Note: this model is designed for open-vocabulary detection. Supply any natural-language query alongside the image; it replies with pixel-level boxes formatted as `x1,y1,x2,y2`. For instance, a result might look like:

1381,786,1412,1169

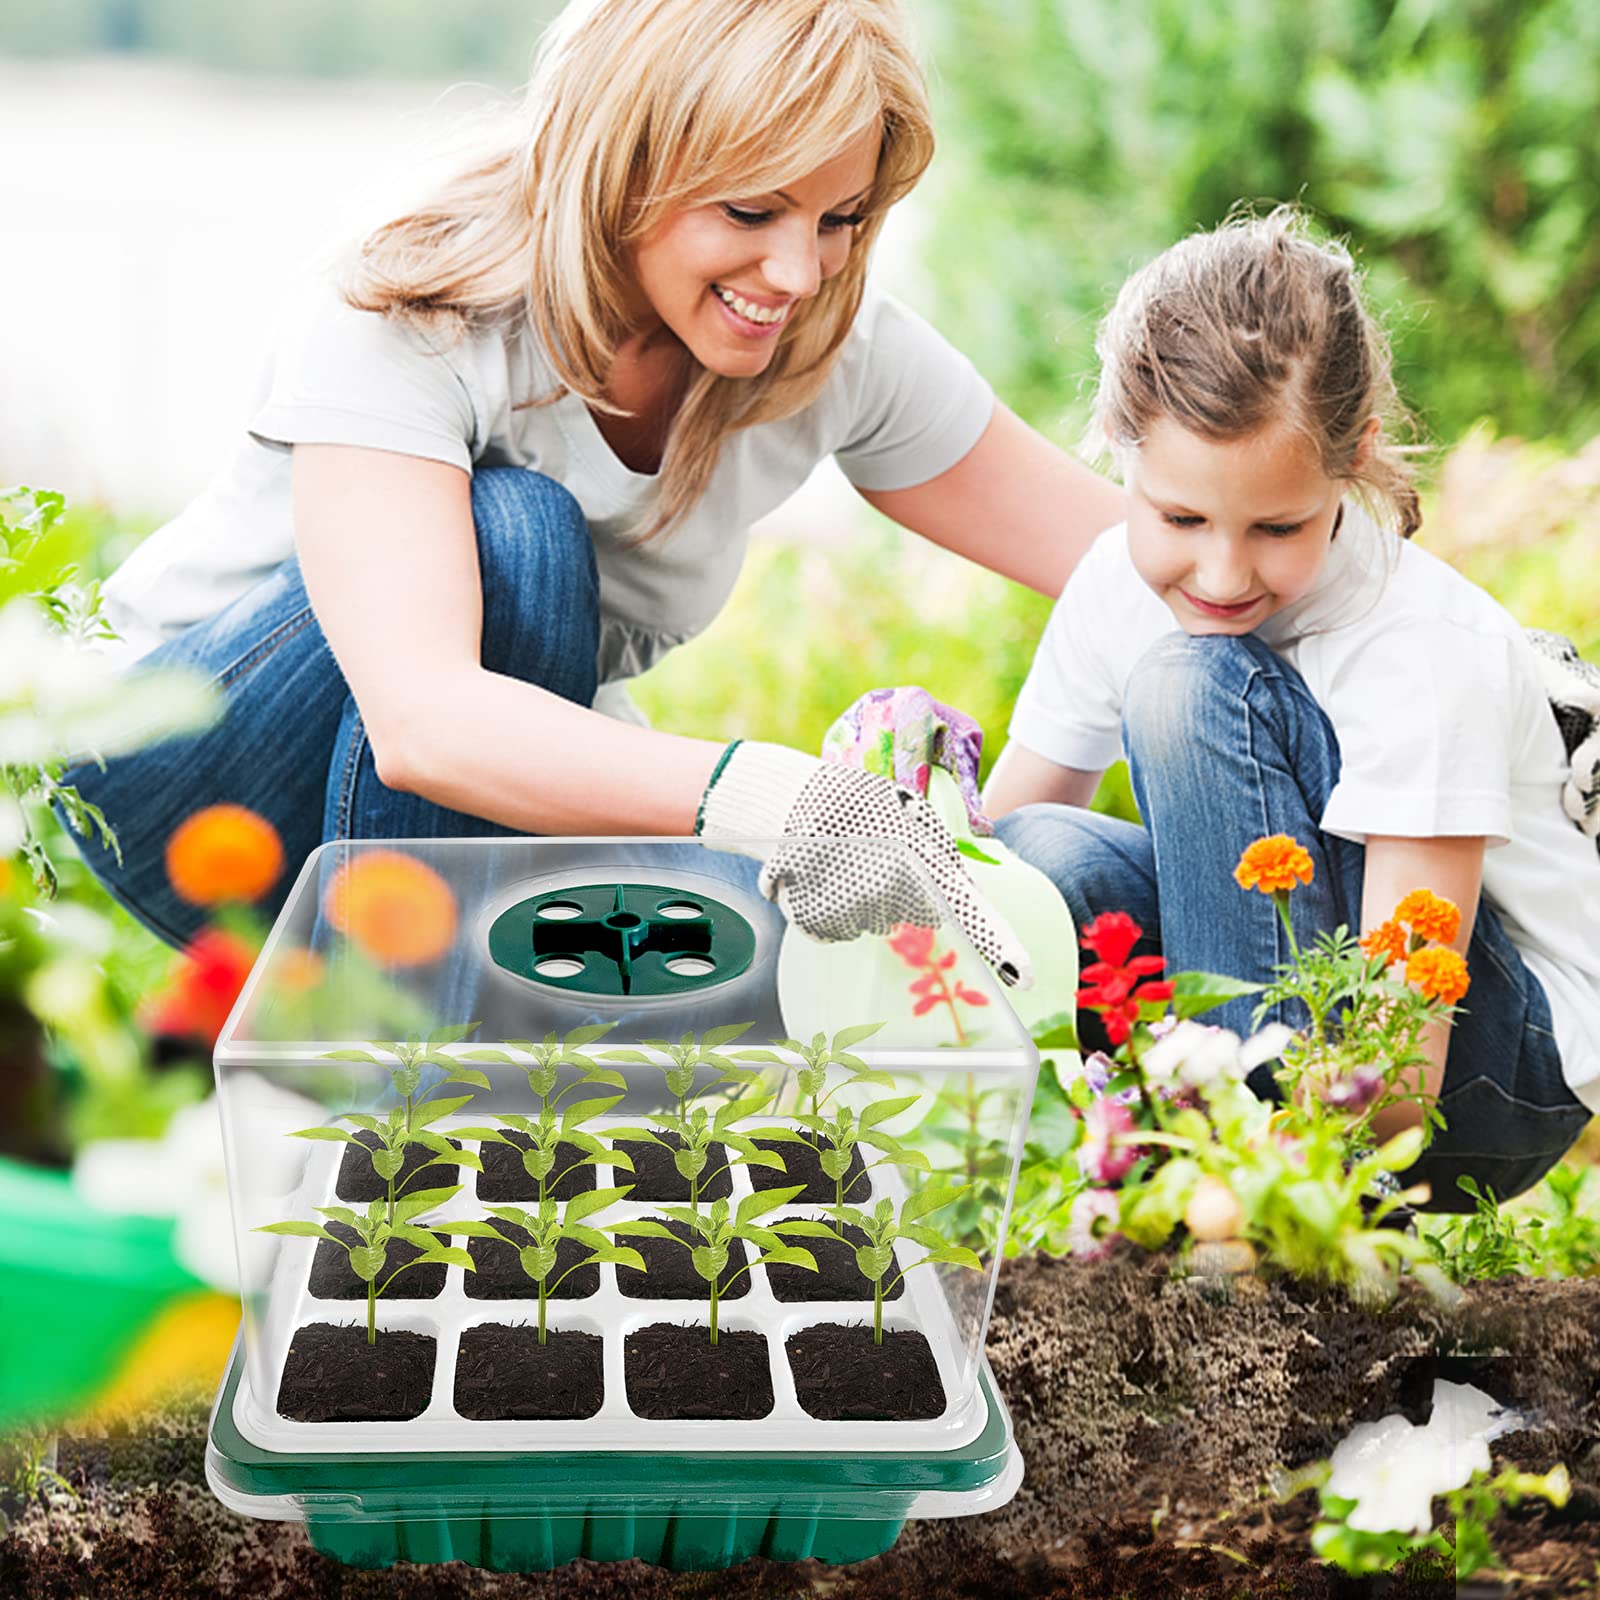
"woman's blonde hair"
1092,206,1423,538
346,0,934,543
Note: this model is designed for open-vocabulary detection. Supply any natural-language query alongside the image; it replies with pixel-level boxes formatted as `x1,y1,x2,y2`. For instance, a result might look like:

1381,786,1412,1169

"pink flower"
888,923,936,967
1324,1066,1385,1114
1067,1187,1122,1260
1078,1097,1140,1184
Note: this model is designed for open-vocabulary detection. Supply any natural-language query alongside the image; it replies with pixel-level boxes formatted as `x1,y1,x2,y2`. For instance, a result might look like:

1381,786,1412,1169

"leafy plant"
600,1022,769,1121
609,1089,794,1208
825,1186,982,1345
256,1186,482,1345
297,1025,489,1213
475,1187,642,1344
1423,1166,1600,1284
0,1431,75,1525
611,1189,833,1343
764,1095,930,1208
742,1023,889,1120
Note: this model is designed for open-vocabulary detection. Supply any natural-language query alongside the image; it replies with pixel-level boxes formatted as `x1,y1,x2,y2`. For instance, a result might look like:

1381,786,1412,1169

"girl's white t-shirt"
98,278,995,724
1009,505,1600,1111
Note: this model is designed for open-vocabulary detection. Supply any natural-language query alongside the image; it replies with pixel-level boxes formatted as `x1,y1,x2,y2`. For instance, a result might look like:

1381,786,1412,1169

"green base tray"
206,1339,1019,1572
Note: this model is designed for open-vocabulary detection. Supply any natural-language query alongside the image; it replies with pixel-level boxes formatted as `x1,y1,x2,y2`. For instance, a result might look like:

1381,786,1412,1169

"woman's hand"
697,740,1034,988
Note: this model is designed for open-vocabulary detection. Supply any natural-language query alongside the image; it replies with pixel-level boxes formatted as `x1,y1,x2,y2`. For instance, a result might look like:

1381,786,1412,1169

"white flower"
1141,1019,1294,1088
1325,1380,1522,1535
72,1074,323,1292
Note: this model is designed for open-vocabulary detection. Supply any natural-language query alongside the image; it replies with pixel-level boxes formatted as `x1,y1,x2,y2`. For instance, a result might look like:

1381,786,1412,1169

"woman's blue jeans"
993,630,1591,1211
54,469,763,956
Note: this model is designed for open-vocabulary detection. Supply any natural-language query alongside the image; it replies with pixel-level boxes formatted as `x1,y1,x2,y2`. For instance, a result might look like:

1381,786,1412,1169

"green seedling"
453,1091,630,1203
609,1089,797,1207
475,1187,643,1344
257,1185,486,1345
302,1023,491,1218
600,1022,769,1121
461,1023,629,1106
763,1096,931,1207
828,1186,983,1345
612,1188,835,1344
741,1023,893,1119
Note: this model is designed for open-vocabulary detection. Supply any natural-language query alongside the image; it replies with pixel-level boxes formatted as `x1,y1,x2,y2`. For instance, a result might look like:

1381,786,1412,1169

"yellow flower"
165,804,284,906
1394,889,1462,947
1405,946,1470,1007
1360,920,1408,967
323,850,457,968
1233,834,1315,895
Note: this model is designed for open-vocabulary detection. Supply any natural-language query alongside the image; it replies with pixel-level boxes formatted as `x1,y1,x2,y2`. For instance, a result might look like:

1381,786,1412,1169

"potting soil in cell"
335,1133,461,1202
307,1221,446,1301
766,1220,906,1303
615,1133,734,1201
452,1324,604,1420
464,1220,599,1299
475,1132,596,1201
615,1217,749,1300
787,1325,945,1421
623,1323,774,1419
748,1138,868,1203
276,1324,436,1423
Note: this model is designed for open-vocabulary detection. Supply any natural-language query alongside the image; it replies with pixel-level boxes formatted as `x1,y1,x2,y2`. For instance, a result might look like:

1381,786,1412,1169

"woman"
60,0,1122,988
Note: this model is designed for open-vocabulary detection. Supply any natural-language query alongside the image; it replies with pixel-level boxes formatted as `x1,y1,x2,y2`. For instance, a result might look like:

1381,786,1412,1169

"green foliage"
609,1089,795,1208
455,1092,625,1205
600,1022,768,1121
612,1189,831,1344
1424,1165,1600,1283
826,1186,982,1344
921,0,1600,448
257,1187,475,1344
477,1189,641,1343
777,1095,931,1208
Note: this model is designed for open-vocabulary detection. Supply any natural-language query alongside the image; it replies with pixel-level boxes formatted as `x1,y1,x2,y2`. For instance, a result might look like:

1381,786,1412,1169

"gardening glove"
1526,628,1600,842
695,739,1033,989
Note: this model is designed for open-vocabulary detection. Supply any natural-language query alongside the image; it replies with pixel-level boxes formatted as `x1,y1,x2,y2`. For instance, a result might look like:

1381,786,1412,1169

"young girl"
984,208,1600,1210
55,0,1128,988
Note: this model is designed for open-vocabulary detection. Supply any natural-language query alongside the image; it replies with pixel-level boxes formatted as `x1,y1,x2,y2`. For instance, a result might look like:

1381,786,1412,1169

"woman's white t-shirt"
99,279,996,723
1009,506,1600,1111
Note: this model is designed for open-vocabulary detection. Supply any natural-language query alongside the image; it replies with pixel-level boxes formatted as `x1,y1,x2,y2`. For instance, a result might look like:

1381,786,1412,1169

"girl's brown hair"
345,0,934,545
1092,206,1422,538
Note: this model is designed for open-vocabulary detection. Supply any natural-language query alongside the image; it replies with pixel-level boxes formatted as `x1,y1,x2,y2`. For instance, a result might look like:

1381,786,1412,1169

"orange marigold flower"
1360,919,1408,967
272,946,326,994
1233,834,1315,895
323,849,457,968
1405,945,1470,1007
1393,888,1462,946
166,804,284,907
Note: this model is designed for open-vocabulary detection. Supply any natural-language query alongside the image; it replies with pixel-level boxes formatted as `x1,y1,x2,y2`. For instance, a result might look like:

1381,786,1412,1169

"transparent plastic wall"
215,837,1038,1454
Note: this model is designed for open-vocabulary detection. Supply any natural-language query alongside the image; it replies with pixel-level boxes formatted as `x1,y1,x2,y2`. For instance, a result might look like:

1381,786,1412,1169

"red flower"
140,927,257,1048
888,924,936,966
1080,911,1142,968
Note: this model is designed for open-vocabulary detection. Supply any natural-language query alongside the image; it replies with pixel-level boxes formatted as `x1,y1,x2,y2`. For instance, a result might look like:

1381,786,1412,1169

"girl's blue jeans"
992,630,1591,1211
52,468,766,970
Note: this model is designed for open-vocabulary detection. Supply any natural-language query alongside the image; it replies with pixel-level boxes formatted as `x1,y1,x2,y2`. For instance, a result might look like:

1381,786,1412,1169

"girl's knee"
471,468,596,587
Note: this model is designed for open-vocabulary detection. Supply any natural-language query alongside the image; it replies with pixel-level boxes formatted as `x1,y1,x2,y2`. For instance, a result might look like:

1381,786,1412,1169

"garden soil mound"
3,1252,1596,1599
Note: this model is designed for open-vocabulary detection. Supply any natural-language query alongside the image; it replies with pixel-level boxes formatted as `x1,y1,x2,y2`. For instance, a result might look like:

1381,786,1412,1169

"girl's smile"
1124,418,1359,635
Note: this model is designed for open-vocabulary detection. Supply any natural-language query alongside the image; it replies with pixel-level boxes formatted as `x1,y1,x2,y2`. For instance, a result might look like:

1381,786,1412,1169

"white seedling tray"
234,1115,987,1456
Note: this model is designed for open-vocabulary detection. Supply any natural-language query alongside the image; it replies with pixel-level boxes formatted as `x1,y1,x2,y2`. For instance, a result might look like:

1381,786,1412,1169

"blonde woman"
59,0,1120,986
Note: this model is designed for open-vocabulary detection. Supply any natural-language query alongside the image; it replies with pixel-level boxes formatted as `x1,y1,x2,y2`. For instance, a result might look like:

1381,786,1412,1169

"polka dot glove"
1527,628,1600,841
696,740,1033,989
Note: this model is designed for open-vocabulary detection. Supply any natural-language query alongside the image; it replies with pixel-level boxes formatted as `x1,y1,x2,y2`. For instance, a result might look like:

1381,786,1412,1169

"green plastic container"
0,1156,199,1427
205,1333,1021,1571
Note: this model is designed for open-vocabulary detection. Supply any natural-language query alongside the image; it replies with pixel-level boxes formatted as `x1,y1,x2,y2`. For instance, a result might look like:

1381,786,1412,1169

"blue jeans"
52,469,768,992
994,631,1591,1211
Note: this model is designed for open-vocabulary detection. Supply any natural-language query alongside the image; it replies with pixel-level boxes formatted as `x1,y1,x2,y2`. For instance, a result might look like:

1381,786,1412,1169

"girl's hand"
697,740,1033,989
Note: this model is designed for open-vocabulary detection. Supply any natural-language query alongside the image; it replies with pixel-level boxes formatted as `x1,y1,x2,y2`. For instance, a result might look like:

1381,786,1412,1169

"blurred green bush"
917,0,1600,450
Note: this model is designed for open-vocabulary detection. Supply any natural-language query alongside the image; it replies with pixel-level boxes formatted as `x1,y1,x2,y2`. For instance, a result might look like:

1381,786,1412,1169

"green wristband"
693,739,745,836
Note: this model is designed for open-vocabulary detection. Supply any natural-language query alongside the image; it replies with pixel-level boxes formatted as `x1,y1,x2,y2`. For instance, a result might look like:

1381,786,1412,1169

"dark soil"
615,1135,732,1201
624,1324,773,1421
307,1221,447,1301
335,1132,462,1202
274,1323,436,1424
6,1255,1599,1596
748,1140,868,1204
464,1222,599,1301
476,1134,597,1202
452,1326,603,1422
785,1325,944,1421
764,1220,904,1303
614,1218,748,1300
